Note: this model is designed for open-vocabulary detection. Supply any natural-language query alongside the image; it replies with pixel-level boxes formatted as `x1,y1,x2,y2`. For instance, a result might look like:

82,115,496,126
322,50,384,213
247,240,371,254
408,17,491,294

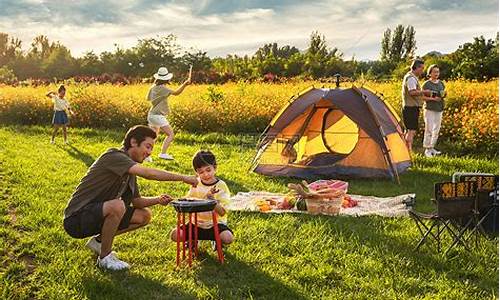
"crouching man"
63,125,197,271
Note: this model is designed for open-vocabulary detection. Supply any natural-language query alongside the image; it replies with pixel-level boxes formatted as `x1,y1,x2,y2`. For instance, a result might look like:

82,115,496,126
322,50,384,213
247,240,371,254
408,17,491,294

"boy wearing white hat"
146,66,191,160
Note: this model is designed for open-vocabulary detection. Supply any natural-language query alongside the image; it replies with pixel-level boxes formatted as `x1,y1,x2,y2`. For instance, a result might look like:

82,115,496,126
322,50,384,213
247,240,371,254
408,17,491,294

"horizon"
1,0,498,60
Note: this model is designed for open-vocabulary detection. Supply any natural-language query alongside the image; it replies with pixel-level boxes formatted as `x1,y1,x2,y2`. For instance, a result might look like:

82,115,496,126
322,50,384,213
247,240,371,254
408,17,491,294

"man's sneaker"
144,156,153,163
97,252,130,271
158,153,174,160
85,236,101,256
424,149,434,158
432,148,442,156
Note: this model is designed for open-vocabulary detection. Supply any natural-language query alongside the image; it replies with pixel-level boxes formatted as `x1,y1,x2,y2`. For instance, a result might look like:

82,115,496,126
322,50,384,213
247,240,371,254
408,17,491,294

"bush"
0,79,497,156
0,66,18,85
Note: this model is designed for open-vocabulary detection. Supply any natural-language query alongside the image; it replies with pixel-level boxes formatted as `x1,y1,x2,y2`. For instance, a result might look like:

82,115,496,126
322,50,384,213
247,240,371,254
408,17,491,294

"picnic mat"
227,192,415,218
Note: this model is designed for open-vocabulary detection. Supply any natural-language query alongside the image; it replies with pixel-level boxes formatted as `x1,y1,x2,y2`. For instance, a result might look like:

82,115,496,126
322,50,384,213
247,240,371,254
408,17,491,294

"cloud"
0,0,497,60
0,0,126,25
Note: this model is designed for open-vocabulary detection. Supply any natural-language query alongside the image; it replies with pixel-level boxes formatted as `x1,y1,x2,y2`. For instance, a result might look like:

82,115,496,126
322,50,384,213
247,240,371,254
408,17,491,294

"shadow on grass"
1,125,125,144
219,173,309,196
174,132,260,148
58,144,96,167
234,210,498,297
218,176,251,193
196,253,308,300
81,272,197,300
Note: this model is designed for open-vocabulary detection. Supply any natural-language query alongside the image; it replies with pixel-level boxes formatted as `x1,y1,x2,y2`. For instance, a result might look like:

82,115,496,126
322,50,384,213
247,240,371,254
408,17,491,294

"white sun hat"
153,67,173,80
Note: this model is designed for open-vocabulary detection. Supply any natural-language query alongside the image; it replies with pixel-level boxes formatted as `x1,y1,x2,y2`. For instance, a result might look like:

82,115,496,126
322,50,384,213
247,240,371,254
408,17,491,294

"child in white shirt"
46,85,73,144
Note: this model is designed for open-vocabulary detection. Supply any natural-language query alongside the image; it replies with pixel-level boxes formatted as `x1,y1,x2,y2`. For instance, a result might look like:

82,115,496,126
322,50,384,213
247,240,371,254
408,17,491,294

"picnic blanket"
227,192,415,218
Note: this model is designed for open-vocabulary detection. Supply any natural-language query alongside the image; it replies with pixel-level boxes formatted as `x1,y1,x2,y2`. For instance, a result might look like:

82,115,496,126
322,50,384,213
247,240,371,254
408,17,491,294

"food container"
307,180,348,193
305,196,343,215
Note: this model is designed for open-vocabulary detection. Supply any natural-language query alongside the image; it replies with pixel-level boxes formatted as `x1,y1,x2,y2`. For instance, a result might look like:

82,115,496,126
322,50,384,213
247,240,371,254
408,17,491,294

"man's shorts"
63,201,135,239
147,114,169,128
179,223,233,241
402,106,420,130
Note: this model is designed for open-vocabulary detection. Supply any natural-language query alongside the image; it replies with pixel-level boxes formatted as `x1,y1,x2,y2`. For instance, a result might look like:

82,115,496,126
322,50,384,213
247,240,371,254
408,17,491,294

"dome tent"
251,85,411,182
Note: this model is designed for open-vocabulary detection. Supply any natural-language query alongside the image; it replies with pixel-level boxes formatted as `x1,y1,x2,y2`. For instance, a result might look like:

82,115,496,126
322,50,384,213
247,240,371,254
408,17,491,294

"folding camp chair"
409,181,477,254
457,175,499,243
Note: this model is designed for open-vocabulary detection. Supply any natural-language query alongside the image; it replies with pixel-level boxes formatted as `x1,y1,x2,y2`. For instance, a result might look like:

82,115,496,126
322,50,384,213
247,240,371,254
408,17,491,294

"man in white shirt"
401,59,432,152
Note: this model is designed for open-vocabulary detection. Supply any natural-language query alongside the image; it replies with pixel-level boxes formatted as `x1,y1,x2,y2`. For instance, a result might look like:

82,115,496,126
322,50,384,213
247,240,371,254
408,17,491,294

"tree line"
0,25,498,85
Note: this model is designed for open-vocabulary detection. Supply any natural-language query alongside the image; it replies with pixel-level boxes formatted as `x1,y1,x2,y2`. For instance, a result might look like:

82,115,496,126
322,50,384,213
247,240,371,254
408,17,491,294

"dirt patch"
19,253,36,274
7,206,17,224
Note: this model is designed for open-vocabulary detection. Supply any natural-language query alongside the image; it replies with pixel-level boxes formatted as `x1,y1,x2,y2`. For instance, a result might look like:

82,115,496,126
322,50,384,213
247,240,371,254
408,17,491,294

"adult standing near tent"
422,64,446,157
401,59,433,152
146,66,192,161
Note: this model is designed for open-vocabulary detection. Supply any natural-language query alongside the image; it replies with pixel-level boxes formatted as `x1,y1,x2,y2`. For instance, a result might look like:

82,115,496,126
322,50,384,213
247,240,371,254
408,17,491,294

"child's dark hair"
123,125,157,150
192,150,216,170
58,85,66,93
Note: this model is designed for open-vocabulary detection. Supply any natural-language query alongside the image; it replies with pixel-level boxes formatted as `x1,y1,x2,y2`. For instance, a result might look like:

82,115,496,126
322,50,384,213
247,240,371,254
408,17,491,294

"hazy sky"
0,0,498,60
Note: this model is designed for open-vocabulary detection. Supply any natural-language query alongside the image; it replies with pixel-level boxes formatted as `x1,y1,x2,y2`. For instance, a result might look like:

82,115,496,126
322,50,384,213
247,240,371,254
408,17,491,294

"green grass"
0,125,498,299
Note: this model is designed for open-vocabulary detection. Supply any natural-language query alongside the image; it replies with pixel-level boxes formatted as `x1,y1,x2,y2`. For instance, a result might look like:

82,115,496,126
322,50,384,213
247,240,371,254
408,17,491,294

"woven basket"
305,196,343,215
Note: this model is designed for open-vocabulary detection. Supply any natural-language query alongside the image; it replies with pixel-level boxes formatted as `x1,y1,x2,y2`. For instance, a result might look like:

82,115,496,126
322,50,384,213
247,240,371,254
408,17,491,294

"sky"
0,0,498,60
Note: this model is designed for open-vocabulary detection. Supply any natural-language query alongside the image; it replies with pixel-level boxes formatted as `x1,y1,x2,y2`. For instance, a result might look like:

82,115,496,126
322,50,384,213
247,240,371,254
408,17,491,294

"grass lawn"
0,125,498,299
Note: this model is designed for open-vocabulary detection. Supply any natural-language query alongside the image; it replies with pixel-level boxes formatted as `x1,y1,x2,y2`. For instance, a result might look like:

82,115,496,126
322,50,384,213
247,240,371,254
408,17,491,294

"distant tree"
133,34,181,77
254,43,276,61
380,29,391,61
42,45,76,79
284,52,305,77
180,50,211,72
0,33,31,79
179,50,212,82
0,66,17,84
304,31,342,78
380,25,417,63
252,43,300,76
0,33,8,62
355,60,394,80
0,33,23,66
212,55,256,80
254,43,299,60
450,35,499,81
389,25,405,62
278,45,300,58
378,25,417,79
78,51,103,76
308,31,329,58
99,51,116,74
4,28,496,84
403,26,416,60
29,35,55,60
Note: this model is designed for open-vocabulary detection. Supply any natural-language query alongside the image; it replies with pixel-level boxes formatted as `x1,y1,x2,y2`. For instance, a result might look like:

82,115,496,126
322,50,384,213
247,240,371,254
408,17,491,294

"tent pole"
357,88,401,184
251,88,325,171
282,106,318,159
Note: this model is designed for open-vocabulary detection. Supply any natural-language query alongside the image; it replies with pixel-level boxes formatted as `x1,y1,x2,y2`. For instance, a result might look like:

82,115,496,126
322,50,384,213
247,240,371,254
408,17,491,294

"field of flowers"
0,79,497,155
